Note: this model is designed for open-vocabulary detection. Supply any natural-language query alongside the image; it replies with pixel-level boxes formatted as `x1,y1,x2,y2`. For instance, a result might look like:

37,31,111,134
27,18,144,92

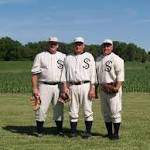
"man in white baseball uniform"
96,39,124,140
61,37,96,138
31,36,66,137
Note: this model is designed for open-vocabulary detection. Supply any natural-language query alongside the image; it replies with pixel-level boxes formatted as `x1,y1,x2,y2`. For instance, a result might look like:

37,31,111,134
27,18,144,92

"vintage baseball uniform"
63,52,96,122
31,51,66,122
96,52,124,123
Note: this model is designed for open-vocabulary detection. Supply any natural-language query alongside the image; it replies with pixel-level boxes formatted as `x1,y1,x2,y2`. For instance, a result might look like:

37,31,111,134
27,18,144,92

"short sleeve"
115,58,124,81
90,54,96,84
31,54,42,74
60,58,67,82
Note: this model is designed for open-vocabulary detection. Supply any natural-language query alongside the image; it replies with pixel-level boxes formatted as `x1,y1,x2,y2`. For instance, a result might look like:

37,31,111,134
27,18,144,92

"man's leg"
112,123,120,140
104,122,113,139
70,121,78,137
36,121,44,137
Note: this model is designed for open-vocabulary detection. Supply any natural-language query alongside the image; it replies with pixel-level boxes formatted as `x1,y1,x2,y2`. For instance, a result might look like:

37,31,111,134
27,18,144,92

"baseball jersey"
96,52,124,84
62,52,96,84
31,51,66,82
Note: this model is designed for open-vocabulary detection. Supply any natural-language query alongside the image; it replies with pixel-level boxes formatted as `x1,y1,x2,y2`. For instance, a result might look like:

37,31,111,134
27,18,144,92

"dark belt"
69,80,90,85
40,81,60,85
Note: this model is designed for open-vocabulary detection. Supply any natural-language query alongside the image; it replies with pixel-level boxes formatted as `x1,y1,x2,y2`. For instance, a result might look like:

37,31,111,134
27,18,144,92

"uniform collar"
46,50,57,54
74,51,85,55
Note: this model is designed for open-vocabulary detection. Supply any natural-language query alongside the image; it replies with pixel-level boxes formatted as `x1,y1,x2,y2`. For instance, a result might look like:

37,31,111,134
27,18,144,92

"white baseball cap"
102,39,113,45
48,36,58,42
74,37,84,43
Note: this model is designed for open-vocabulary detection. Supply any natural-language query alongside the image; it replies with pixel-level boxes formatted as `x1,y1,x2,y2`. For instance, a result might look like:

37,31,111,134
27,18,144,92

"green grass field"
0,93,150,150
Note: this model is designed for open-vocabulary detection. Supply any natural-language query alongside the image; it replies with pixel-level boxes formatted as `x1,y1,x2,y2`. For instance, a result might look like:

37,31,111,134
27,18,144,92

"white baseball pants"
35,83,64,122
69,83,93,122
99,89,122,123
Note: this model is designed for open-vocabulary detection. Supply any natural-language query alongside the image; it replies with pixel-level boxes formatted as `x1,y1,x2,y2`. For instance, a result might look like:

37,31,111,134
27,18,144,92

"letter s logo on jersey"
83,58,90,69
57,59,64,69
105,60,112,72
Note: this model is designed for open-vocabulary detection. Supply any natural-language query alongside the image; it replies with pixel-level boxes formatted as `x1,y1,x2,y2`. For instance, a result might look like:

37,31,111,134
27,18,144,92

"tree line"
0,36,150,62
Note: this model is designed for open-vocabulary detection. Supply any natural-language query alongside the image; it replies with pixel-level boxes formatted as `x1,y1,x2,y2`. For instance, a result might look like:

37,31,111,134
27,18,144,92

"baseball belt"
40,81,60,85
69,80,90,85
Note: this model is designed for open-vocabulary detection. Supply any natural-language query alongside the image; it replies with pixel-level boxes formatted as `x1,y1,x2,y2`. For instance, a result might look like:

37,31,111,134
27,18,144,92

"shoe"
57,131,64,137
109,134,119,140
55,121,64,137
82,132,92,139
70,133,77,138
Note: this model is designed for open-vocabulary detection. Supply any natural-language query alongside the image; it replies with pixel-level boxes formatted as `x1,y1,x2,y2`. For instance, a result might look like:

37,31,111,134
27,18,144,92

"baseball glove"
58,92,71,104
101,82,118,94
30,96,41,111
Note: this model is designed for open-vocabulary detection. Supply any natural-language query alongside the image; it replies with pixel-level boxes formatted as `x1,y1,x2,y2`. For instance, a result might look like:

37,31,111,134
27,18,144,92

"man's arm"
32,74,40,98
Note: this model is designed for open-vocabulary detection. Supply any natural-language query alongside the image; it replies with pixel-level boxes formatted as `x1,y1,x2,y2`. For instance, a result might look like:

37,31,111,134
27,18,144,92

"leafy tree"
0,37,23,60
147,51,150,61
0,36,149,62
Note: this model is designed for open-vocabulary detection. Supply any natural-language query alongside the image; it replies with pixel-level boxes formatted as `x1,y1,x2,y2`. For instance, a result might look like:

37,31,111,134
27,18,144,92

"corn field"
123,62,150,92
124,69,150,92
0,72,31,93
0,61,32,93
0,61,150,93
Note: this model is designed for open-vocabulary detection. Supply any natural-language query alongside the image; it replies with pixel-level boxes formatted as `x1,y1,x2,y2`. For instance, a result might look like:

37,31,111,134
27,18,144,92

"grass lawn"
0,93,150,150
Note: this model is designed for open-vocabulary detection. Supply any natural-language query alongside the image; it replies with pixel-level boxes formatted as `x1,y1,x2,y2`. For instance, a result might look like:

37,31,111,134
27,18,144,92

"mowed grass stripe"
0,93,150,150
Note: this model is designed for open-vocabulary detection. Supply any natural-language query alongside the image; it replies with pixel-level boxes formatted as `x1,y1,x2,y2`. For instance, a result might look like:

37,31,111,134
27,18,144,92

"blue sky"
0,0,150,51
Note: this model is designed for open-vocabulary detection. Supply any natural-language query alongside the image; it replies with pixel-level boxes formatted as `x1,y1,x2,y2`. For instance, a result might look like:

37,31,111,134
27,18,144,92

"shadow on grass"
2,125,104,138
2,125,63,137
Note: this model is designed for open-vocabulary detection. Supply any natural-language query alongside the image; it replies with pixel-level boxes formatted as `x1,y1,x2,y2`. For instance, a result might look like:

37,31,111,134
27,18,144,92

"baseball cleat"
69,133,77,138
57,131,64,137
110,134,119,140
82,132,92,139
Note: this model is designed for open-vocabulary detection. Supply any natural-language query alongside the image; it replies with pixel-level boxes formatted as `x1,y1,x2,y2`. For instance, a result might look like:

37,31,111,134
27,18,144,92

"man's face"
74,42,85,54
102,43,113,55
49,42,58,53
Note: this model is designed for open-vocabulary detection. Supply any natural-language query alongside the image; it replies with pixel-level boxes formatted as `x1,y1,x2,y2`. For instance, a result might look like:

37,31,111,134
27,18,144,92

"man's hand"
30,95,41,111
58,92,71,104
88,85,96,100
33,88,40,98
59,82,71,103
